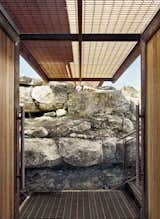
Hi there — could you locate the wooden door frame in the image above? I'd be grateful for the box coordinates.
[0,27,20,219]
[0,6,20,219]
[14,42,20,219]
[141,28,160,219]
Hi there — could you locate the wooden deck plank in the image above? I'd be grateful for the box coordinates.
[122,192,139,218]
[83,192,91,219]
[20,191,140,219]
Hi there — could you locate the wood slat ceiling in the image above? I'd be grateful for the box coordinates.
[1,0,160,81]
[83,0,160,34]
[1,0,75,33]
[82,41,137,78]
[23,40,77,78]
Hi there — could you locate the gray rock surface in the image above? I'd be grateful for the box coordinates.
[25,116,91,138]
[24,138,62,168]
[24,127,48,138]
[116,138,136,163]
[68,89,132,117]
[44,111,56,117]
[20,76,43,86]
[102,137,117,162]
[58,138,103,167]
[20,77,140,192]
[49,81,75,94]
[25,165,124,192]
[56,109,67,117]
[20,76,32,86]
[20,87,40,112]
[123,118,134,132]
[31,86,59,111]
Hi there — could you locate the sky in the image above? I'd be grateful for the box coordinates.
[20,55,141,90]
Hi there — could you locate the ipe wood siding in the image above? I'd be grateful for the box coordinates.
[0,27,19,219]
[146,29,160,219]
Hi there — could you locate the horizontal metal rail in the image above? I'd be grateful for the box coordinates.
[119,130,136,140]
[20,106,25,190]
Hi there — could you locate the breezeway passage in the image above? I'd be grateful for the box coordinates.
[0,1,160,219]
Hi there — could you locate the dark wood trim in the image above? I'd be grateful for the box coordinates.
[20,33,140,41]
[141,9,160,43]
[14,41,20,219]
[0,3,19,42]
[83,34,140,41]
[20,106,25,191]
[77,0,82,80]
[20,33,79,41]
[20,42,49,82]
[98,80,104,87]
[112,43,140,82]
[49,77,112,81]
[140,40,148,219]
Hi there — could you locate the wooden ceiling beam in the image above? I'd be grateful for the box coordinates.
[20,33,140,41]
[141,9,160,43]
[0,3,19,42]
[49,78,112,82]
[98,80,104,87]
[20,42,49,82]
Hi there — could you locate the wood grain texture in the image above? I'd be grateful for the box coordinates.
[0,26,16,219]
[146,29,160,219]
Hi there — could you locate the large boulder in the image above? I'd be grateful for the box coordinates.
[58,138,103,167]
[20,86,40,112]
[24,138,62,168]
[31,86,63,111]
[68,89,132,117]
[102,137,117,162]
[31,84,74,111]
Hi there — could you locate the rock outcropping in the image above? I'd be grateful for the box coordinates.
[20,77,139,191]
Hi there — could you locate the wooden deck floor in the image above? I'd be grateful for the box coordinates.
[20,191,140,219]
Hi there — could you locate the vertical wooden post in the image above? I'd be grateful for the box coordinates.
[14,41,20,219]
[144,29,160,219]
[0,27,19,219]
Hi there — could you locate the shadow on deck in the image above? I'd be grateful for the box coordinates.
[20,190,140,219]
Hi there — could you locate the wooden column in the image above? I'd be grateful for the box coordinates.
[0,27,19,219]
[145,29,160,219]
